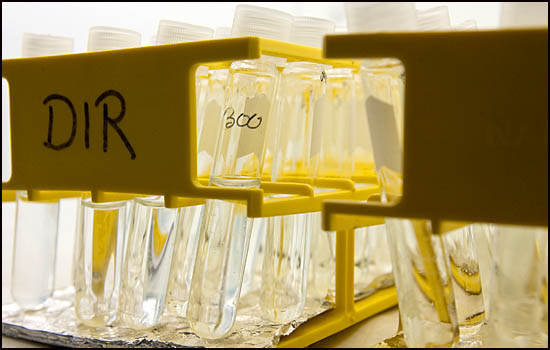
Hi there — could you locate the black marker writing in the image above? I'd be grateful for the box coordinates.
[42,89,136,160]
[224,107,263,129]
[95,90,136,160]
[43,94,77,150]
[84,102,90,149]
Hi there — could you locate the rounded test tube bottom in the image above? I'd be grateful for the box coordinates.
[74,198,127,327]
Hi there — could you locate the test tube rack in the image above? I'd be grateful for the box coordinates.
[2,29,548,347]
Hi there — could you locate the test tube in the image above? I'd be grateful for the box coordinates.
[155,20,214,139]
[187,5,292,339]
[345,3,460,347]
[155,20,214,320]
[417,6,488,342]
[485,225,548,347]
[261,16,334,321]
[319,67,355,179]
[119,196,178,328]
[307,212,335,302]
[2,199,16,307]
[11,192,60,310]
[10,33,74,311]
[74,26,141,327]
[482,5,549,345]
[385,216,460,347]
[240,215,266,299]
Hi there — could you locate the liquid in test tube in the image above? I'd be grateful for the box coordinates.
[187,5,292,339]
[73,26,140,327]
[10,33,74,311]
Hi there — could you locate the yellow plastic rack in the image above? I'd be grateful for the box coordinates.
[322,28,548,229]
[2,37,392,347]
[314,28,547,347]
[1,37,379,216]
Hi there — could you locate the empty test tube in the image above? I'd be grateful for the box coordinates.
[187,4,291,339]
[261,16,334,321]
[74,26,140,327]
[10,33,73,311]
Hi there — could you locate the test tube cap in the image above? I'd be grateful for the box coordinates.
[500,2,548,28]
[335,26,348,34]
[415,6,451,31]
[214,27,232,39]
[231,4,293,41]
[21,33,74,58]
[291,16,335,48]
[156,20,214,44]
[87,26,141,52]
[454,19,478,31]
[344,2,417,33]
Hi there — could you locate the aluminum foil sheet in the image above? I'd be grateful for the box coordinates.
[2,291,331,348]
[2,273,395,347]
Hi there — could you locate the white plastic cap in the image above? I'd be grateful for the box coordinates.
[21,33,73,58]
[344,2,417,33]
[500,2,548,28]
[231,5,293,41]
[454,19,478,31]
[214,27,232,39]
[156,20,214,44]
[335,26,348,34]
[87,26,141,52]
[291,16,335,48]
[416,6,451,31]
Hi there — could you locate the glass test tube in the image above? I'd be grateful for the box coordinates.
[11,191,59,310]
[240,216,266,299]
[385,217,460,347]
[187,58,280,339]
[367,59,459,346]
[119,196,178,328]
[310,67,360,302]
[2,200,16,306]
[350,73,393,297]
[443,225,485,344]
[485,225,548,347]
[186,5,291,339]
[118,20,214,327]
[319,67,355,179]
[262,60,328,320]
[10,33,74,311]
[345,2,461,346]
[74,26,141,327]
[74,198,128,326]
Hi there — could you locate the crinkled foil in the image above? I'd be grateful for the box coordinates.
[2,274,395,347]
[2,291,331,348]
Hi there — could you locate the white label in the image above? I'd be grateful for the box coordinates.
[310,96,326,158]
[198,99,222,155]
[366,96,402,173]
[236,94,270,159]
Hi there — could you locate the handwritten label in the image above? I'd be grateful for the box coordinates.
[224,108,263,129]
[42,89,136,160]
[235,94,270,159]
[365,96,402,173]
